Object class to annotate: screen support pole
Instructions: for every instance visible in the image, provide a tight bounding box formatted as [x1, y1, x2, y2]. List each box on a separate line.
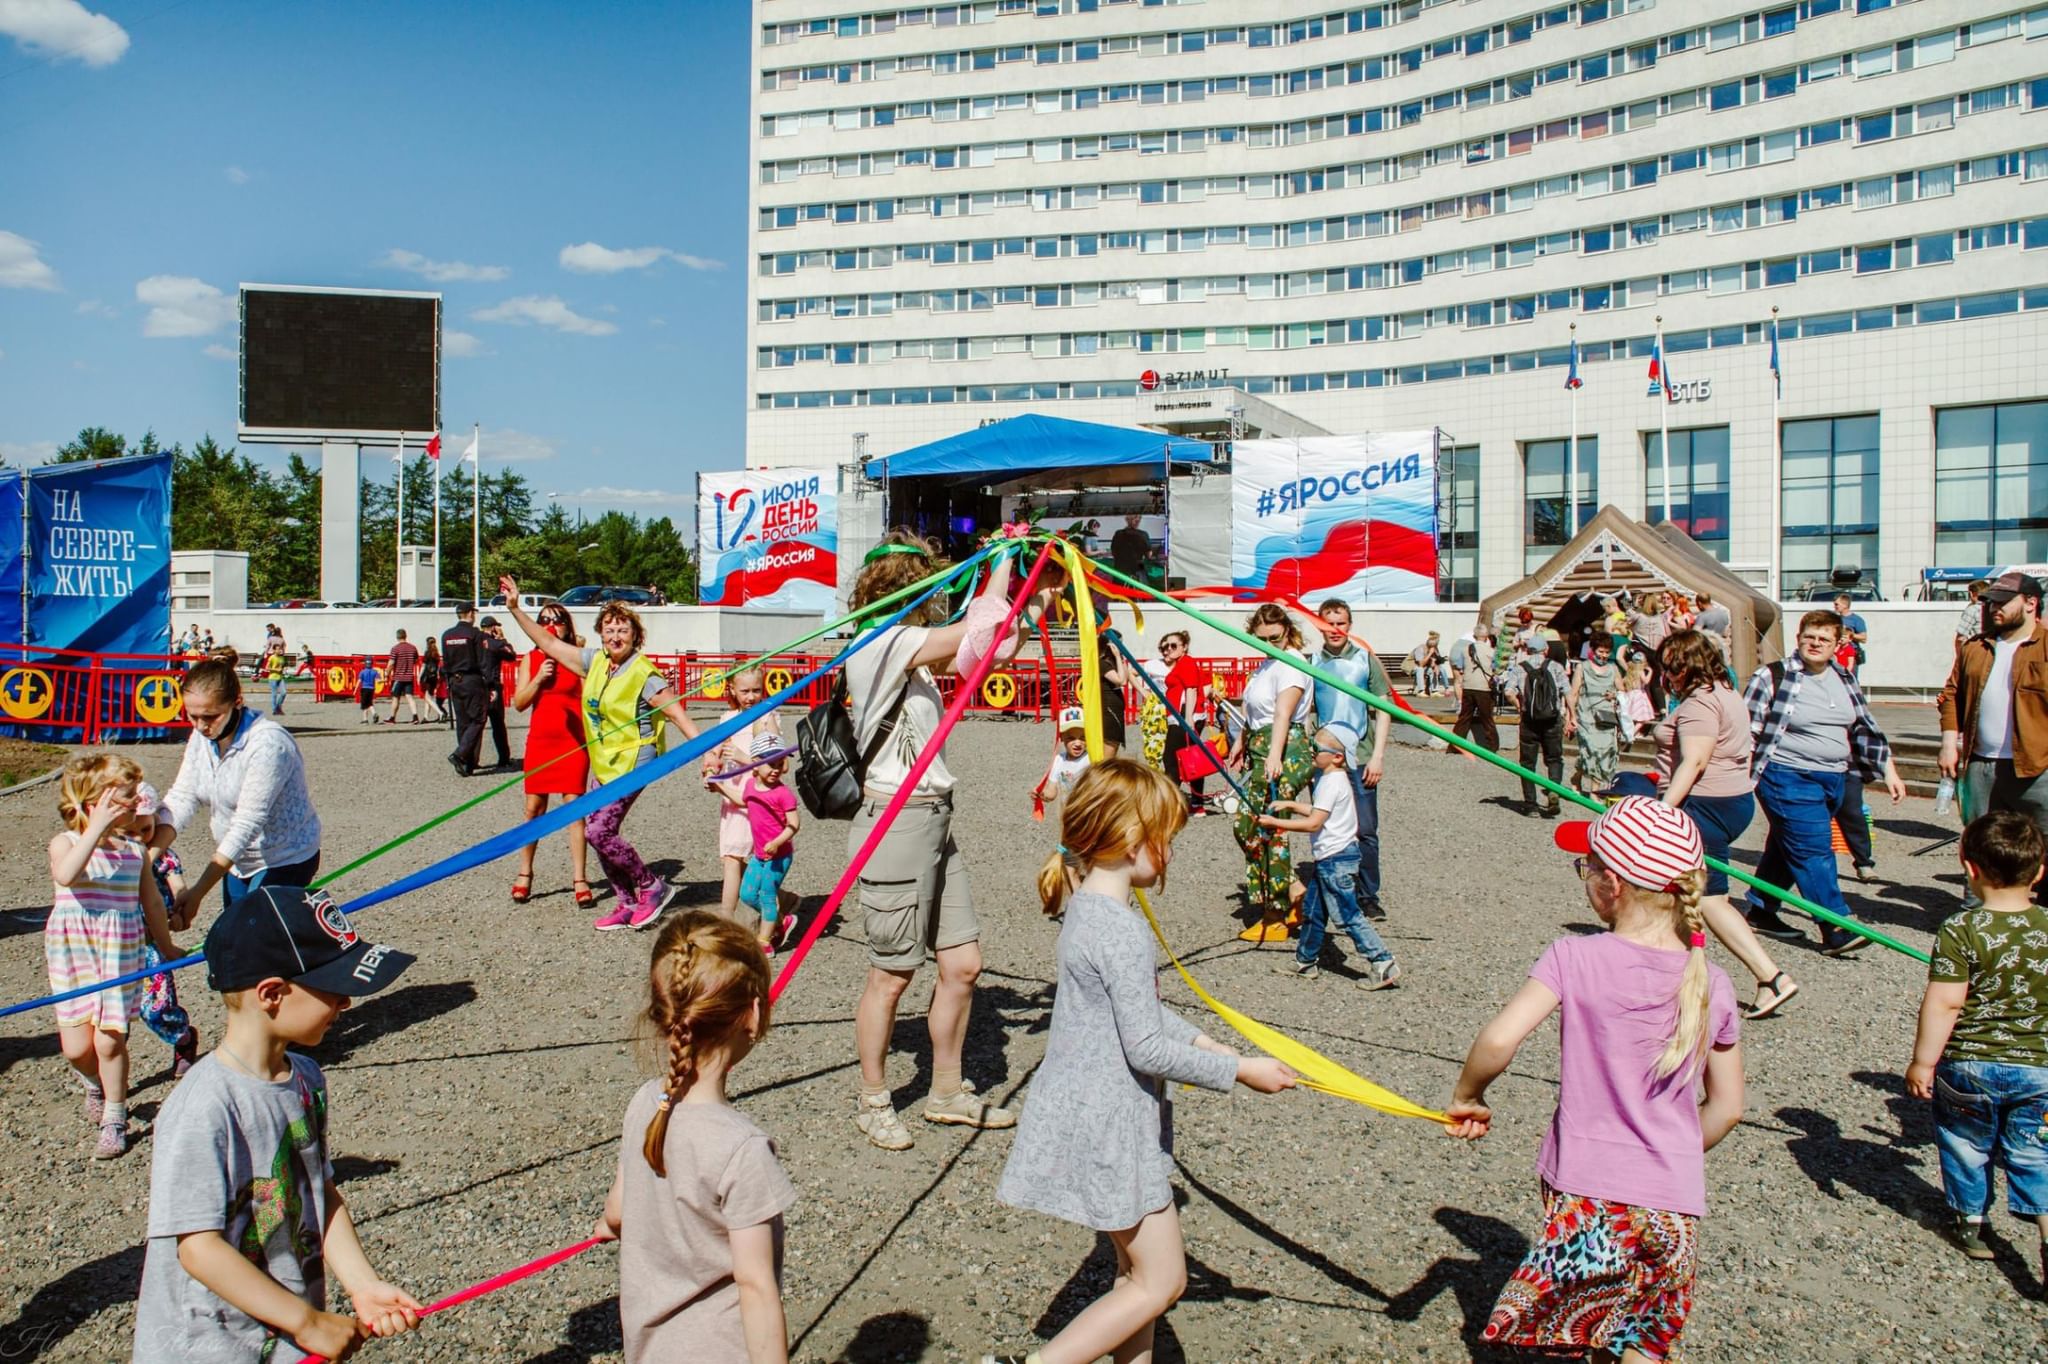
[320, 440, 361, 604]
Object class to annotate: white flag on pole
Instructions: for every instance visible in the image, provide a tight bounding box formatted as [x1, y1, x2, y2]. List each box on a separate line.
[462, 433, 480, 463]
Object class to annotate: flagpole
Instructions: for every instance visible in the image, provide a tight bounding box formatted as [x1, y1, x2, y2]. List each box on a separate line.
[1655, 314, 1672, 524]
[395, 432, 406, 601]
[1769, 306, 1783, 601]
[470, 423, 481, 608]
[1567, 323, 1580, 538]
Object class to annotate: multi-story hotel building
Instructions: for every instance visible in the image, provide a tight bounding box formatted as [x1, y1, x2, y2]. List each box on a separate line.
[746, 0, 2048, 601]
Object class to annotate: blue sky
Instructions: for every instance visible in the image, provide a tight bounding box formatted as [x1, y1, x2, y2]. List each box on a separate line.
[0, 0, 750, 519]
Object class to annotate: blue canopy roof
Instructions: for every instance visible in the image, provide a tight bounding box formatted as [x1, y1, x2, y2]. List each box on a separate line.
[864, 413, 1214, 482]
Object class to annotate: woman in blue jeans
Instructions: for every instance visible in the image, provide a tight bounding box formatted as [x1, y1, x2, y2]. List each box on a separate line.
[1649, 631, 1799, 1020]
[1740, 610, 1907, 956]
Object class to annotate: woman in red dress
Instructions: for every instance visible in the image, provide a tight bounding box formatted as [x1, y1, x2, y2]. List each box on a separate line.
[511, 603, 593, 905]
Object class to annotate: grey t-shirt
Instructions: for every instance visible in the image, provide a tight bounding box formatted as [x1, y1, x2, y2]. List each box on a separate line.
[1694, 604, 1732, 642]
[618, 1082, 798, 1363]
[1773, 666, 1855, 773]
[133, 1054, 332, 1364]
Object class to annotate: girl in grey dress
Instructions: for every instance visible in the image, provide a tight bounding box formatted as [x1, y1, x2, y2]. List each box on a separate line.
[987, 760, 1296, 1364]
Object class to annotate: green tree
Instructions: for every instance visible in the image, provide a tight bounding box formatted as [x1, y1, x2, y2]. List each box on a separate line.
[54, 426, 132, 462]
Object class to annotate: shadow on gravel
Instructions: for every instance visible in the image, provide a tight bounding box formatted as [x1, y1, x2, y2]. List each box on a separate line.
[1381, 1207, 1529, 1358]
[332, 1155, 400, 1183]
[327, 1035, 628, 1073]
[0, 1030, 59, 1078]
[835, 1309, 932, 1362]
[1172, 1158, 1388, 1306]
[1848, 1070, 1936, 1149]
[887, 981, 1047, 1104]
[313, 980, 480, 1065]
[0, 1240, 142, 1361]
[1775, 1105, 1943, 1212]
[517, 1295, 622, 1364]
[1, 906, 48, 939]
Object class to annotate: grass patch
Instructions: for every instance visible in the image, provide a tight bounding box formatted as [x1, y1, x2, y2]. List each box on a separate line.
[0, 736, 70, 789]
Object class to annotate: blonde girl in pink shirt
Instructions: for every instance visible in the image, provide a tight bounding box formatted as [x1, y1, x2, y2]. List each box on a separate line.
[1444, 797, 1745, 1362]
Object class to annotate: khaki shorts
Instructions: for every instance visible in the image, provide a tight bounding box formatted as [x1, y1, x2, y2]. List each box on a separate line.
[848, 797, 977, 971]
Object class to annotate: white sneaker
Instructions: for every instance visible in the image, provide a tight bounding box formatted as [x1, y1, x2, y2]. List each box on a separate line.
[1358, 958, 1404, 991]
[856, 1093, 914, 1150]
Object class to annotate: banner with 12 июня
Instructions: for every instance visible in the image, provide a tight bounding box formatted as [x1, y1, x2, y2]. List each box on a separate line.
[1230, 432, 1440, 605]
[697, 468, 837, 612]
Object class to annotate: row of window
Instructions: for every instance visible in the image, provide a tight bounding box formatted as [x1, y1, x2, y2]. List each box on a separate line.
[757, 46, 2047, 185]
[760, 4, 2026, 139]
[753, 284, 2048, 410]
[1459, 402, 2044, 603]
[756, 128, 2036, 268]
[755, 216, 2048, 367]
[763, 0, 1863, 90]
[756, 147, 2040, 316]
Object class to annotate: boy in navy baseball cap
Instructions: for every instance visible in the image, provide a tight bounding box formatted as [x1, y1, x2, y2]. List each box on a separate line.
[132, 887, 420, 1362]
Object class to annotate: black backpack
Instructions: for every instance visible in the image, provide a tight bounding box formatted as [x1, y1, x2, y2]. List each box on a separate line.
[793, 671, 907, 820]
[1522, 659, 1561, 724]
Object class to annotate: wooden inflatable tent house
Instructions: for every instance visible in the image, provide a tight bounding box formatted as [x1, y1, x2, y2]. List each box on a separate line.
[1477, 505, 1785, 681]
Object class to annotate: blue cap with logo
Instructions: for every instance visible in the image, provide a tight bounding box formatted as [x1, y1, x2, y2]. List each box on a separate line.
[204, 886, 414, 996]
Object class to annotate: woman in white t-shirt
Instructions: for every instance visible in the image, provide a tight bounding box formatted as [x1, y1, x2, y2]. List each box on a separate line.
[841, 531, 1062, 1153]
[1230, 603, 1319, 929]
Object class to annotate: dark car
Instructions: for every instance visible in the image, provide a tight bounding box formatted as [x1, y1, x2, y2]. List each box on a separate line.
[557, 585, 661, 607]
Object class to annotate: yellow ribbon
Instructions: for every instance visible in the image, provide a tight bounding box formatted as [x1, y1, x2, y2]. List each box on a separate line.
[1056, 539, 1447, 1125]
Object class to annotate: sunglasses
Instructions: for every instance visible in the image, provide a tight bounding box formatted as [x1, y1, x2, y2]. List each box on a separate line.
[1254, 631, 1287, 643]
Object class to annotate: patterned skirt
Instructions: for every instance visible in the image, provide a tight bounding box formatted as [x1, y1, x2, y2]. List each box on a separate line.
[1485, 1184, 1698, 1362]
[1139, 695, 1169, 770]
[1233, 725, 1316, 912]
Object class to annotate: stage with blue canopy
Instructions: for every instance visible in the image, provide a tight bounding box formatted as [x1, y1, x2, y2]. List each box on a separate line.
[864, 413, 1214, 488]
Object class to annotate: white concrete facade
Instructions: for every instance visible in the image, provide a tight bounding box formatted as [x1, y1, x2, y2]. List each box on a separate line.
[746, 0, 2048, 604]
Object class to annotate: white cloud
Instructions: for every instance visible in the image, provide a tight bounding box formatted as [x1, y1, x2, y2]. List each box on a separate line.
[558, 241, 721, 274]
[471, 294, 616, 336]
[377, 248, 509, 284]
[223, 165, 249, 185]
[473, 428, 557, 463]
[0, 230, 60, 291]
[0, 0, 129, 67]
[0, 440, 60, 464]
[135, 274, 235, 337]
[442, 328, 482, 358]
[557, 485, 694, 507]
[75, 297, 116, 317]
[203, 343, 235, 360]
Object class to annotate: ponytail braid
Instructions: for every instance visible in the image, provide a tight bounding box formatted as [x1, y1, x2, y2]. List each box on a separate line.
[636, 914, 772, 1178]
[1654, 869, 1713, 1080]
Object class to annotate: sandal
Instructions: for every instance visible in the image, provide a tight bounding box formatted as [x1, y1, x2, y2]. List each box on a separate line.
[511, 873, 533, 904]
[1743, 971, 1800, 1021]
[572, 879, 596, 908]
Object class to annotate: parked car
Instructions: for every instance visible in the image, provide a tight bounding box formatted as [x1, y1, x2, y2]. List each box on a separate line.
[276, 600, 329, 610]
[1792, 566, 1882, 603]
[483, 592, 561, 612]
[556, 585, 659, 607]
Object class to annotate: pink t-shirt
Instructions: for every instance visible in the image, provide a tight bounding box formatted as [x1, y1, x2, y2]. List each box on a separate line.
[1529, 934, 1739, 1217]
[1652, 686, 1755, 799]
[742, 778, 797, 859]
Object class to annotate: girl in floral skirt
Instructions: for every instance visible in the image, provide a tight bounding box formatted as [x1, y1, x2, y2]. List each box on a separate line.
[1444, 796, 1745, 1361]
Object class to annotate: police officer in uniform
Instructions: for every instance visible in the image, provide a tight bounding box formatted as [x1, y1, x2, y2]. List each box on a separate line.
[442, 603, 489, 776]
[479, 615, 519, 771]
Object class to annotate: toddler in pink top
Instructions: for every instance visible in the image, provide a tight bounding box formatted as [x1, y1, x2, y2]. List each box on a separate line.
[1444, 796, 1746, 1363]
[713, 734, 801, 954]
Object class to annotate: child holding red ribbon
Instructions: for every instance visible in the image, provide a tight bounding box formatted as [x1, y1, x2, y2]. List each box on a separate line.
[1444, 796, 1746, 1361]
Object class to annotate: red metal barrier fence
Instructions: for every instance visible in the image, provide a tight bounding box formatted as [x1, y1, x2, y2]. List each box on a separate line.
[0, 644, 195, 742]
[307, 652, 1247, 722]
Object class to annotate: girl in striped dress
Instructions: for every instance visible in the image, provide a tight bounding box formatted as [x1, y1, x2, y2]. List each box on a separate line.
[46, 753, 183, 1159]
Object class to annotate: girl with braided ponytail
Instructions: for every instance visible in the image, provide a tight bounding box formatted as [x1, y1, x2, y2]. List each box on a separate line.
[1444, 797, 1746, 1363]
[595, 912, 794, 1363]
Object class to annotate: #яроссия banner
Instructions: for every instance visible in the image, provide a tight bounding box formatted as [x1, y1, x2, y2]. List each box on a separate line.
[697, 468, 837, 611]
[1230, 433, 1439, 604]
[28, 452, 173, 654]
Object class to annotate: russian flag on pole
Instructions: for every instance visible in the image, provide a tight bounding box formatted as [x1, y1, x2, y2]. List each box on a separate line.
[425, 432, 442, 460]
[1565, 337, 1584, 390]
[1645, 338, 1666, 397]
[1768, 318, 1782, 383]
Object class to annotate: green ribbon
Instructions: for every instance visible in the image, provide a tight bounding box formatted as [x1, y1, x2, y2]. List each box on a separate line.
[306, 549, 996, 893]
[1082, 555, 1930, 965]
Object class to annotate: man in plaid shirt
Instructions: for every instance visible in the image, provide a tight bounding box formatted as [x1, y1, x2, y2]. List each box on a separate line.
[1741, 608, 1908, 954]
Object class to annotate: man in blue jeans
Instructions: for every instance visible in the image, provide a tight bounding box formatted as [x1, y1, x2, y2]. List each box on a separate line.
[1259, 729, 1402, 990]
[1741, 609, 1907, 955]
[1308, 598, 1393, 918]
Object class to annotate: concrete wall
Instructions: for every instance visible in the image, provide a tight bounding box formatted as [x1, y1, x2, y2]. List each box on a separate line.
[194, 606, 826, 660]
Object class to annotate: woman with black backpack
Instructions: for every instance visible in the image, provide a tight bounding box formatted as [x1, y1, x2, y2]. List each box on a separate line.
[1510, 641, 1570, 816]
[837, 531, 1063, 1153]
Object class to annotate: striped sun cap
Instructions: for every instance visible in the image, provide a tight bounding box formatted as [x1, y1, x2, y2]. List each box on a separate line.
[1554, 795, 1704, 891]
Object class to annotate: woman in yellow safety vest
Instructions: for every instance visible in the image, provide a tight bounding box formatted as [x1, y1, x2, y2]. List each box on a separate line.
[500, 575, 701, 933]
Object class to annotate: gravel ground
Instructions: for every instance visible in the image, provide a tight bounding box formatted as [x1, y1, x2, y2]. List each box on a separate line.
[2, 705, 2044, 1363]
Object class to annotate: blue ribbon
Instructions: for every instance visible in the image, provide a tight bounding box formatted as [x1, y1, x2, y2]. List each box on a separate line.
[1103, 629, 1249, 804]
[0, 562, 976, 1020]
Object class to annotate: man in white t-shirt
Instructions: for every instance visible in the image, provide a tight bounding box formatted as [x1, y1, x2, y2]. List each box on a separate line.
[1256, 728, 1403, 990]
[1939, 571, 2048, 903]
